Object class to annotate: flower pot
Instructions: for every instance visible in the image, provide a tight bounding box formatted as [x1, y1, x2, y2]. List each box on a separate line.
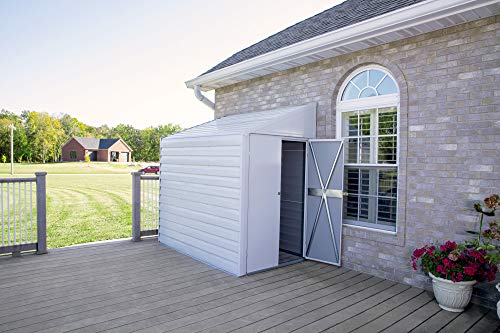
[429, 272, 476, 312]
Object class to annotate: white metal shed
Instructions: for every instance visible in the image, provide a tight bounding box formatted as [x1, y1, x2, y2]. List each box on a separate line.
[159, 103, 344, 276]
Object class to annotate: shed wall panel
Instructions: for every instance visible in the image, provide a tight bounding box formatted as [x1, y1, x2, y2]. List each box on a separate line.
[159, 135, 242, 276]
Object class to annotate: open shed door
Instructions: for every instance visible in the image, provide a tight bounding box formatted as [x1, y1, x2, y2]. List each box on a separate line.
[304, 140, 344, 266]
[246, 134, 281, 273]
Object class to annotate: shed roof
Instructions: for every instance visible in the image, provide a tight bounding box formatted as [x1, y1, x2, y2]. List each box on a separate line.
[164, 103, 316, 140]
[204, 0, 424, 74]
[70, 137, 131, 150]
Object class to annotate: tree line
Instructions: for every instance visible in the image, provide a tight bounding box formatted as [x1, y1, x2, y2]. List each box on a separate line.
[0, 109, 182, 163]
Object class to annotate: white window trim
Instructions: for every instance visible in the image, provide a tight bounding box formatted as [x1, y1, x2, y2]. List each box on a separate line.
[336, 65, 400, 234]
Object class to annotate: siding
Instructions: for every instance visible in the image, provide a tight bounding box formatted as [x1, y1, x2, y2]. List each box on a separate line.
[159, 134, 242, 275]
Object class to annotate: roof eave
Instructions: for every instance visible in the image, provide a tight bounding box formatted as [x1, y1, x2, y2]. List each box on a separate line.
[185, 0, 499, 91]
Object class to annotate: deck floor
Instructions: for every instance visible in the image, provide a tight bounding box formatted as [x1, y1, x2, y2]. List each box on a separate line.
[0, 238, 498, 333]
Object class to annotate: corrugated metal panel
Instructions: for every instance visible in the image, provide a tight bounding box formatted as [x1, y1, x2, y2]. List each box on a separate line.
[159, 135, 242, 276]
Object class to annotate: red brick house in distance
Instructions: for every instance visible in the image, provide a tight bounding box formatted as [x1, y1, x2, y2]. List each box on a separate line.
[62, 137, 132, 162]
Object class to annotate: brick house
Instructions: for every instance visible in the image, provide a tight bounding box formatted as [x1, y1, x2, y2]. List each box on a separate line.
[159, 0, 499, 303]
[62, 137, 132, 162]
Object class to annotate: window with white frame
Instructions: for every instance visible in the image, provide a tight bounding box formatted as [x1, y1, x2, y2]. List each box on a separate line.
[337, 67, 399, 232]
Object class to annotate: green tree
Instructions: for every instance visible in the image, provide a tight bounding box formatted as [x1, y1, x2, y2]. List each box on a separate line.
[0, 110, 29, 163]
[59, 114, 89, 139]
[140, 124, 181, 161]
[23, 111, 64, 163]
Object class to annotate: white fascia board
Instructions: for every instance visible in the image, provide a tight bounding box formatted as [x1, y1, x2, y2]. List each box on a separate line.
[185, 0, 497, 90]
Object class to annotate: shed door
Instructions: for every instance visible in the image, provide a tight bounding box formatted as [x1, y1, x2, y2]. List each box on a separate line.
[304, 140, 344, 265]
[246, 134, 281, 273]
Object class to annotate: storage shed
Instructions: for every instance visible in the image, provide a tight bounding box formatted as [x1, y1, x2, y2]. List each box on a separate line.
[159, 103, 345, 276]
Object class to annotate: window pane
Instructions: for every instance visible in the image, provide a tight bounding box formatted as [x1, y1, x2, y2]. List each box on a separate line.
[344, 195, 359, 220]
[359, 196, 370, 221]
[343, 167, 396, 229]
[378, 108, 397, 135]
[378, 169, 397, 198]
[343, 113, 358, 137]
[342, 82, 359, 100]
[377, 75, 398, 95]
[360, 137, 371, 163]
[352, 70, 368, 89]
[346, 169, 359, 194]
[346, 138, 358, 163]
[378, 136, 397, 164]
[359, 169, 370, 195]
[359, 87, 377, 98]
[377, 197, 397, 226]
[359, 112, 371, 136]
[368, 69, 386, 87]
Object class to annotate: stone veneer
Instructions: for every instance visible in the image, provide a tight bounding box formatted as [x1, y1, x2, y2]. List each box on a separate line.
[214, 16, 500, 287]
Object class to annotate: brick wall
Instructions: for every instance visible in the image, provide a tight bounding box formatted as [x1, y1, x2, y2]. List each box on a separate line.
[61, 139, 85, 162]
[97, 150, 109, 162]
[214, 16, 500, 287]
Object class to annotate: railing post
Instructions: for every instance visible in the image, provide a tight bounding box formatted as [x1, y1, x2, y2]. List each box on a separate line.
[35, 172, 47, 254]
[132, 172, 141, 242]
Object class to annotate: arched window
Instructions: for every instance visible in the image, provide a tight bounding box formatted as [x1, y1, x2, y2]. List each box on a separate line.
[336, 66, 399, 232]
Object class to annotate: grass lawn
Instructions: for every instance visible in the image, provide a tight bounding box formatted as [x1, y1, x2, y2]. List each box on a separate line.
[0, 162, 146, 174]
[46, 174, 133, 248]
[0, 162, 158, 248]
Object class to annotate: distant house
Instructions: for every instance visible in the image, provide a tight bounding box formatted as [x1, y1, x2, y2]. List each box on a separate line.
[62, 137, 132, 162]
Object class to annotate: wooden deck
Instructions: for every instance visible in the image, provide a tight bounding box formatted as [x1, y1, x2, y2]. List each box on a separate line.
[0, 238, 498, 333]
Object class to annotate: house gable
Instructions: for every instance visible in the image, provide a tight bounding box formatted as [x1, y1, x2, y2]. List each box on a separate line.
[61, 137, 85, 151]
[186, 0, 500, 90]
[106, 139, 133, 152]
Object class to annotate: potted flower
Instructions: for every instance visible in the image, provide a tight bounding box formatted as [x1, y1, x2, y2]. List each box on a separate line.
[411, 194, 500, 312]
[411, 241, 497, 312]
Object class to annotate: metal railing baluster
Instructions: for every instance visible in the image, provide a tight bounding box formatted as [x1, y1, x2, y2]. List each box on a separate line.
[0, 173, 47, 255]
[131, 172, 159, 241]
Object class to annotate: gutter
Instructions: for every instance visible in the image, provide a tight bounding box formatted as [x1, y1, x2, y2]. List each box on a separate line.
[185, 0, 498, 90]
[193, 85, 215, 110]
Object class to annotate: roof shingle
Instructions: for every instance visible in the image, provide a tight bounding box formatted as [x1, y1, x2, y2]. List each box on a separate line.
[203, 0, 425, 75]
[72, 137, 122, 150]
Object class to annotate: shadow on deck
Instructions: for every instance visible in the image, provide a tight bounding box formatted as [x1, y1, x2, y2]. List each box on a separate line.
[0, 238, 498, 333]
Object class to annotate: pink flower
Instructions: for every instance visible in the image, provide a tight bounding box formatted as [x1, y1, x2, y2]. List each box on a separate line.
[436, 265, 447, 275]
[442, 258, 452, 267]
[464, 265, 477, 276]
[445, 241, 457, 250]
[412, 247, 426, 258]
[469, 250, 483, 261]
[448, 253, 458, 261]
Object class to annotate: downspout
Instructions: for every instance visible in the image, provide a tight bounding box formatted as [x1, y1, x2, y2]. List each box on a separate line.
[194, 85, 215, 110]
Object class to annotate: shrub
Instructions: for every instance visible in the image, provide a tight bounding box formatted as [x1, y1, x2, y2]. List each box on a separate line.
[1, 155, 6, 163]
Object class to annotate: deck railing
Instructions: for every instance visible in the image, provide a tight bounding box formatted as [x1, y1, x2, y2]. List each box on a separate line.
[0, 172, 47, 256]
[131, 172, 159, 241]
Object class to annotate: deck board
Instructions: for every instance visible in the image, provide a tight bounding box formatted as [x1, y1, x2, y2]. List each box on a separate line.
[0, 238, 497, 333]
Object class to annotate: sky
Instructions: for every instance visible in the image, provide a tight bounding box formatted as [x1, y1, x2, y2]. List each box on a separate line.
[0, 0, 343, 129]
